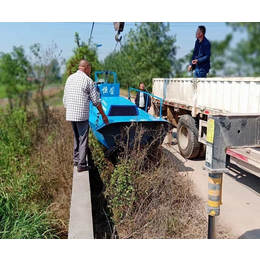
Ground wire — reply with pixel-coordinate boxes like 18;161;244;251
113;41;119;52
88;22;95;45
69;22;137;26
68;22;225;27
119;41;142;82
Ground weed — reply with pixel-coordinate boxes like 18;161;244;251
0;107;57;238
31;107;74;236
89;123;232;239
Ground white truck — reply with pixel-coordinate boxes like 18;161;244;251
152;77;260;176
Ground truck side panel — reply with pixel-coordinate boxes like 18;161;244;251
153;78;194;108
197;78;260;114
153;77;260;115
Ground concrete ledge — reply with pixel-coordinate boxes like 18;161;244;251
68;166;94;239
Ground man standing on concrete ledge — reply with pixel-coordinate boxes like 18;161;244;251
63;60;109;172
188;25;211;78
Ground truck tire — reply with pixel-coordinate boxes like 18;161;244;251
152;102;160;117
177;115;200;159
198;143;206;158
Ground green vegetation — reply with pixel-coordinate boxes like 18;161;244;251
0;40;71;239
1;22;258;239
175;23;260;77
0;42;64;123
0;106;74;238
29;42;64;122
208;34;233;76
104;22;177;90
0;46;32;109
102;22;260;78
227;23;260;76
88;125;229;238
65;33;102;79
0;108;56;238
0;85;6;98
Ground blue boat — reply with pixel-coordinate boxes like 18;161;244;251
89;71;172;154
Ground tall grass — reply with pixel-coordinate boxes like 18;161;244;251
45;89;64;107
0;108;58;238
0;197;56;239
31;107;74;233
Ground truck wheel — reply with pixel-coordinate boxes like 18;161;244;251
177;115;200;159
152;102;160;117
198;143;206;158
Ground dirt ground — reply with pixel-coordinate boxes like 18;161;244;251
162;129;260;239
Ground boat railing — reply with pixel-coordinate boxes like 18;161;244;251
128;87;163;119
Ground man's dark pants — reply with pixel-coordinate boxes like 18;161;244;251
194;68;207;78
71;120;89;168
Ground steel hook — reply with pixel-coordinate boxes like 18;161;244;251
115;32;122;42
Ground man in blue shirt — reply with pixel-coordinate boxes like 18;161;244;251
188;26;211;78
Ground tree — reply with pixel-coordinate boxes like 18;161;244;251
103;51;128;83
172;50;193;78
65;32;102;80
104;22;177;91
29;41;64;122
208;34;233;77
227;22;260;76
47;58;62;83
0;46;31;111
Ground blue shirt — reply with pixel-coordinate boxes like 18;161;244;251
190;37;211;73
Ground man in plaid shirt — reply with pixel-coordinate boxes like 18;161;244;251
63;60;108;172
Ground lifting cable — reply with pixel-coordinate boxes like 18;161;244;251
114;39;163;115
113;34;162;116
119;41;142;82
113;41;119;53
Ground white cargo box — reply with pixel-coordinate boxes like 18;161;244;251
152;78;260;115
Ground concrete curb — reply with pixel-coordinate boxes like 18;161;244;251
68;166;94;239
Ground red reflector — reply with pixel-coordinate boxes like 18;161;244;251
205;110;209;114
226;149;248;162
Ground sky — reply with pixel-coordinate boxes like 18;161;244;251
0;22;246;67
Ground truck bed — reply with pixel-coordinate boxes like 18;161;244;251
227;148;260;178
152;77;260;116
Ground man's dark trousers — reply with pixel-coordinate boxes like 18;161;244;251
71;120;89;168
194;68;207;78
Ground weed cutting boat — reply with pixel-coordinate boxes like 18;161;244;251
89;71;172;155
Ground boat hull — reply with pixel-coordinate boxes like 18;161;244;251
89;119;170;149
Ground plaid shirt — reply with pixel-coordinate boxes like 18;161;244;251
63;70;101;121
